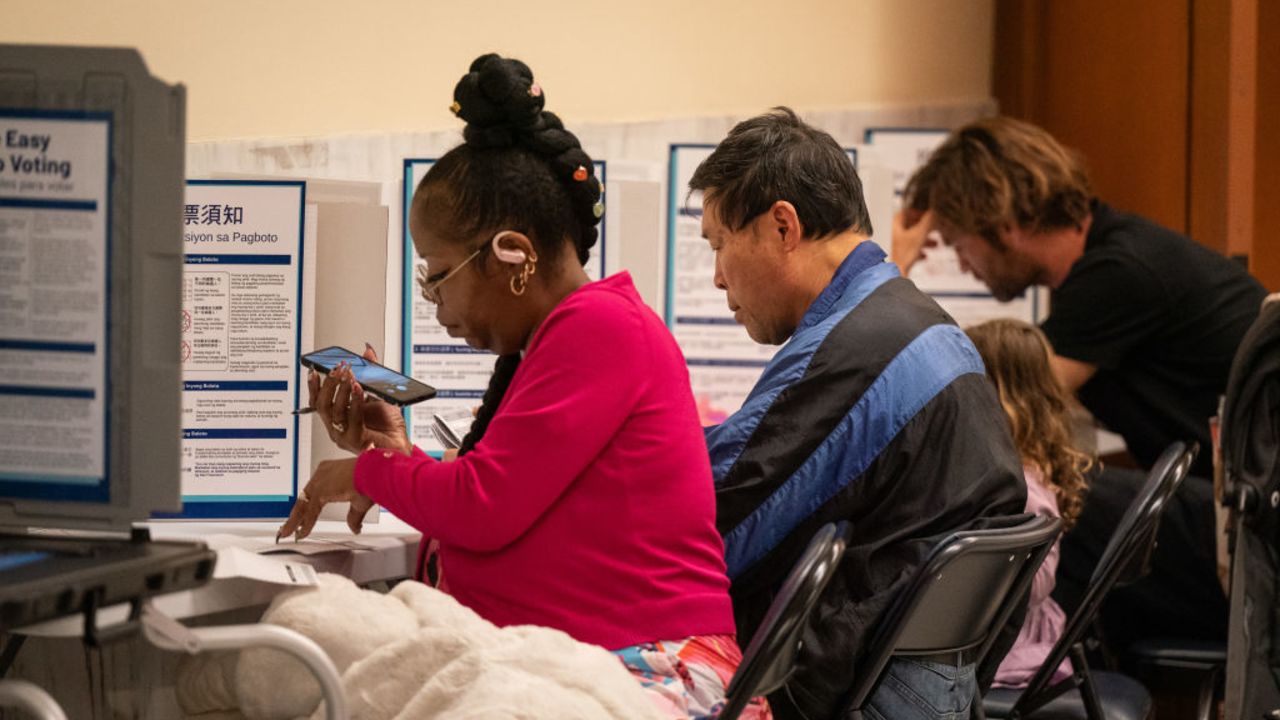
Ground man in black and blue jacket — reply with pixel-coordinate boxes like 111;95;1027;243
691;108;1027;720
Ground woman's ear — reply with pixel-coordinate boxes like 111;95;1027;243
491;231;535;265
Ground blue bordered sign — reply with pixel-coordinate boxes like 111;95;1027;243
0;109;114;503
170;180;307;519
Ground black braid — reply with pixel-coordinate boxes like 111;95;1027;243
427;54;603;454
457;353;520;457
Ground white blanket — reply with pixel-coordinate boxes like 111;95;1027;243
177;574;664;720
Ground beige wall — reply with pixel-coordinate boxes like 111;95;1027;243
3;0;993;141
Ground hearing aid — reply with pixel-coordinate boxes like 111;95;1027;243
491;231;528;264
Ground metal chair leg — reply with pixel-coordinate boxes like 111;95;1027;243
1071;643;1110;720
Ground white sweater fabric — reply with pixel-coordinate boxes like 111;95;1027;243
177;574;664;720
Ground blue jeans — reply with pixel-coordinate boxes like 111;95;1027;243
863;658;977;720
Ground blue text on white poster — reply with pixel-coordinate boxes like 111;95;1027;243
180;180;305;517
0;111;112;502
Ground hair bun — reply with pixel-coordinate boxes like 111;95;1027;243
446;54;602;263
454;54;545;149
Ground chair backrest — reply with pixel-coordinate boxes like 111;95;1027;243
1222;297;1280;720
837;513;1063;715
719;521;852;720
1012;441;1198;715
1094;442;1197;588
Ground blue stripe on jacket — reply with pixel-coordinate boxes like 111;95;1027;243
705;243;897;480
721;324;986;577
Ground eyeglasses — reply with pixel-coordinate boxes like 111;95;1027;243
418;247;482;305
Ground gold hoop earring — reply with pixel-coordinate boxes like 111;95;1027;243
510;256;537;296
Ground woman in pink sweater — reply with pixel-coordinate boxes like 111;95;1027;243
277;54;760;719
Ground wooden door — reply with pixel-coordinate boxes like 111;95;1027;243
995;0;1277;290
994;0;1189;234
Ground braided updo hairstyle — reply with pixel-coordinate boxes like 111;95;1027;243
414;54;604;455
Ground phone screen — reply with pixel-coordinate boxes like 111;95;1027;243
300;346;436;406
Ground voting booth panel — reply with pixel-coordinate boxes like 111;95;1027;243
0;42;223;636
0;48;357;720
0;45;186;531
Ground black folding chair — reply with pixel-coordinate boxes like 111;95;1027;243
1129;637;1225;720
985;442;1199;720
832;514;1062;720
719;521;852;720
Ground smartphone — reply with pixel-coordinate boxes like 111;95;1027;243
300;346;436;407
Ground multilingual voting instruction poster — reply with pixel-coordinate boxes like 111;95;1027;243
863;128;1039;327
401;159;607;454
178;180;306;517
666;145;774;425
0;111;113;502
665;144;859;424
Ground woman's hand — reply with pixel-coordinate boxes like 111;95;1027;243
890;208;939;275
309;345;411;455
277;457;375;540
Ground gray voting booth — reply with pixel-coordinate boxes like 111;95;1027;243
0;46;347;720
0;43;214;629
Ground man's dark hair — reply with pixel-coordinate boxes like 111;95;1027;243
689;107;872;238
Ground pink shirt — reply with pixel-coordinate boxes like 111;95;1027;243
993;464;1073;687
355;272;735;650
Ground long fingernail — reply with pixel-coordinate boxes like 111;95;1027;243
364;342;374;352
275;531;281;544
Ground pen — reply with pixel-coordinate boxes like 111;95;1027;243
291;407;316;415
